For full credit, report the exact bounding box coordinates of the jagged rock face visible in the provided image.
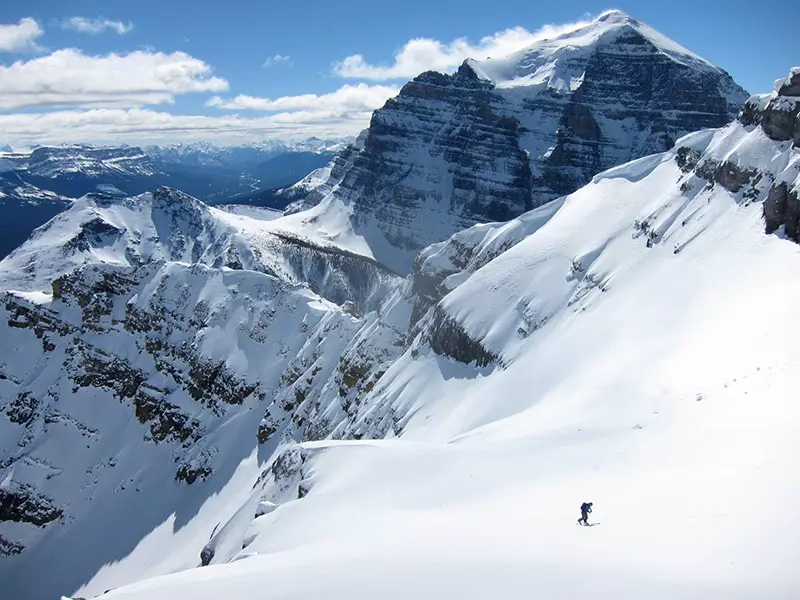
[0,259,361,577]
[733,68,800,239]
[342,64,533,243]
[527,28,745,198]
[300,12,748,274]
[741,67,800,145]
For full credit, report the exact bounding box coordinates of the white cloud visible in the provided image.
[0,13,614,145]
[0,49,228,110]
[61,17,134,35]
[333,17,598,80]
[263,54,292,67]
[0,18,44,52]
[206,83,399,113]
[0,107,369,146]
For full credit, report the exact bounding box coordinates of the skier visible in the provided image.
[577,501,593,526]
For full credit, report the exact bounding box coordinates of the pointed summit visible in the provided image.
[476,11,727,86]
[275,12,748,274]
[595,9,638,24]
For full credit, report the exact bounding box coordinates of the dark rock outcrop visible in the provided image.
[740,68,800,145]
[0,487,63,527]
[427,306,499,368]
[764,182,800,240]
[734,68,800,238]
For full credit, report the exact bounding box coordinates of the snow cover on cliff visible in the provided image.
[286,10,749,274]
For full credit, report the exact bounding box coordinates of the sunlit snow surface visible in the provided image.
[67,115,800,599]
[475,10,720,90]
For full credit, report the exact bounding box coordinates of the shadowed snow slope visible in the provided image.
[0,186,405,599]
[86,78,800,600]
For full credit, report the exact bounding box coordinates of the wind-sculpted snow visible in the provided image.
[84,71,800,600]
[292,11,748,274]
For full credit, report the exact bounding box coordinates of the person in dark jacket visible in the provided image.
[578,502,593,525]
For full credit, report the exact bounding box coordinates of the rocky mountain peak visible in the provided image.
[293,13,749,274]
[150,185,205,215]
[595,9,636,24]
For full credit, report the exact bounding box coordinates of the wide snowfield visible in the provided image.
[91,123,800,600]
[99,360,800,600]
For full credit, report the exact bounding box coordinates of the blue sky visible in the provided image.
[0,0,796,146]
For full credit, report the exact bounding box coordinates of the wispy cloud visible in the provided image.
[0,107,370,146]
[207,83,399,113]
[333,16,599,80]
[263,54,292,67]
[61,17,134,35]
[0,18,44,52]
[0,49,228,110]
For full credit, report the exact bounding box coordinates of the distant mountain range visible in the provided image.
[0,138,351,259]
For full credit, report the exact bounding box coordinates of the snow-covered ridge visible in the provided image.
[0,181,399,597]
[0,186,400,312]
[0,137,351,262]
[475,9,721,88]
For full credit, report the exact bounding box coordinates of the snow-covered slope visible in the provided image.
[291,10,748,273]
[0,260,363,599]
[79,69,800,600]
[0,187,399,311]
